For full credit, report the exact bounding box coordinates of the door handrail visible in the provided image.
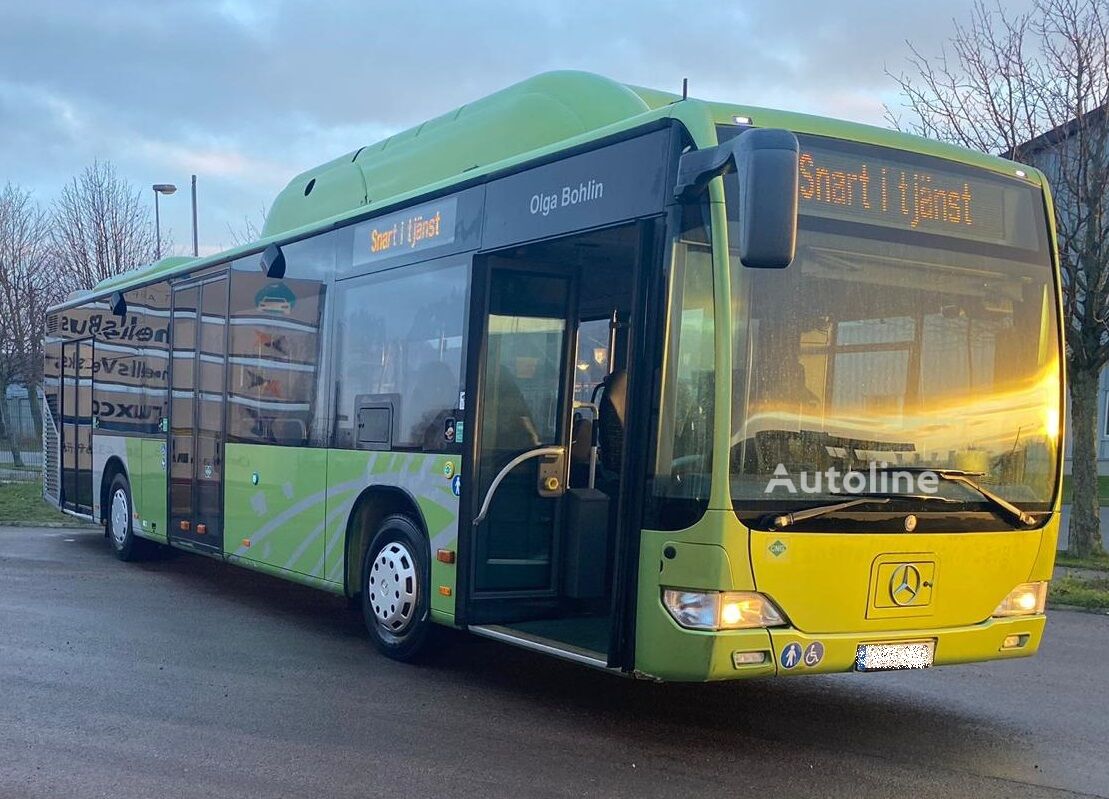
[472,445,565,527]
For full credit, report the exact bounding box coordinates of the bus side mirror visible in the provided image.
[673,128,799,269]
[260,243,286,279]
[109,291,127,318]
[734,129,798,269]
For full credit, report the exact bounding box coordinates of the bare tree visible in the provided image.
[52,160,158,292]
[888,0,1109,557]
[0,183,60,466]
[225,205,269,249]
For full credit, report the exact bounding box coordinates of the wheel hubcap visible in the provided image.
[110,488,129,547]
[367,541,418,632]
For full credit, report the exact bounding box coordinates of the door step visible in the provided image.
[468,624,614,671]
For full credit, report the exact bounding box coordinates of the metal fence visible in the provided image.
[1,392,43,483]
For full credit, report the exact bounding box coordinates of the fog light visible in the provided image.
[993,582,1047,617]
[732,650,769,667]
[1001,634,1030,650]
[662,589,787,630]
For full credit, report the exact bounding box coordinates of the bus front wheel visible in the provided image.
[107,473,151,562]
[360,514,432,661]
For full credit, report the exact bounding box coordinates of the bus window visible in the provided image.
[648,205,715,528]
[333,259,468,451]
[226,236,333,448]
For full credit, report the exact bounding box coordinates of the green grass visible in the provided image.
[1059,474,1109,502]
[0,481,75,525]
[1055,551,1109,572]
[1049,574,1109,610]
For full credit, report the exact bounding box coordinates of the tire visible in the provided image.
[106,473,150,562]
[360,514,433,661]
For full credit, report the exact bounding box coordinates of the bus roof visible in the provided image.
[85,70,1042,301]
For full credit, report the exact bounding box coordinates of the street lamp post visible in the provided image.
[190,175,198,257]
[152,183,177,260]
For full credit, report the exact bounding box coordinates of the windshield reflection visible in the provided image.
[730,214,1060,511]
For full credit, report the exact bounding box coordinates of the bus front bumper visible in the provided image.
[637,614,1046,681]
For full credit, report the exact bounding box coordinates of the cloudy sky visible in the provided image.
[0,0,1015,257]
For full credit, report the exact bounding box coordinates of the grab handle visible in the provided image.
[472,446,565,527]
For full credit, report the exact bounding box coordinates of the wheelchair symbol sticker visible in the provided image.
[803,641,825,667]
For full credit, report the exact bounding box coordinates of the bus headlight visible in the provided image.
[662,589,787,630]
[992,582,1048,617]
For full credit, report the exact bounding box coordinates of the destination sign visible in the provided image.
[352,197,458,268]
[794,142,1039,250]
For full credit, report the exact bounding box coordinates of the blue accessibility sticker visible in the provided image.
[780,642,803,670]
[451,474,462,497]
[803,641,825,667]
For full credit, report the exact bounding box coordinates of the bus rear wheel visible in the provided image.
[107,473,151,562]
[360,514,433,661]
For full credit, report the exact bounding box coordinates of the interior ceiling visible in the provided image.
[489,223,639,319]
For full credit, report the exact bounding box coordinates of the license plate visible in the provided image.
[855,641,935,671]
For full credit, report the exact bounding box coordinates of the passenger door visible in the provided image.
[470,265,576,605]
[168,275,228,553]
[61,339,94,514]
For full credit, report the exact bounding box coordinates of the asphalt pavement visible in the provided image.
[0,526,1106,799]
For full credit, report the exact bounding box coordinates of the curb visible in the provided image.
[0,521,100,530]
[1046,603,1109,615]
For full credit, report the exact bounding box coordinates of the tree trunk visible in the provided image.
[27,382,42,440]
[1067,366,1105,557]
[0,378,24,468]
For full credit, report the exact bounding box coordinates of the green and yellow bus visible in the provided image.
[42,71,1063,680]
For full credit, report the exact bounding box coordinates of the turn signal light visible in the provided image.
[436,549,456,564]
[993,582,1048,617]
[662,589,787,631]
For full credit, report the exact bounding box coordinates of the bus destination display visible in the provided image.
[353,197,458,267]
[797,144,1036,250]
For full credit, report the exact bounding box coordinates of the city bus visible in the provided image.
[41,71,1063,680]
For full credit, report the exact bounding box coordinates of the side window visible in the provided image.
[648,204,715,527]
[142,282,171,434]
[333,259,469,451]
[91,298,146,434]
[227,234,334,447]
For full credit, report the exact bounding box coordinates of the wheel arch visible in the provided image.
[98,455,128,525]
[343,485,429,599]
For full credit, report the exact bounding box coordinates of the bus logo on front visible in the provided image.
[889,564,923,606]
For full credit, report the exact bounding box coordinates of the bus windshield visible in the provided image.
[724,131,1062,518]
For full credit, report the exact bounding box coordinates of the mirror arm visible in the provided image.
[673,141,739,201]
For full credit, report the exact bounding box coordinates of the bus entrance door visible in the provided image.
[60,338,94,514]
[167,276,228,554]
[466,222,646,667]
[470,265,577,611]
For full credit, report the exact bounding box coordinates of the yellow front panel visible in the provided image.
[750,528,1045,633]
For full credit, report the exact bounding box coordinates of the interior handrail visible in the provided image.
[472,445,565,527]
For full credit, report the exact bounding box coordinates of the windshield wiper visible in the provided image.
[764,491,962,531]
[765,497,890,530]
[871,466,1037,527]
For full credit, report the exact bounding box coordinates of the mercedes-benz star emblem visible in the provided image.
[889,564,923,606]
